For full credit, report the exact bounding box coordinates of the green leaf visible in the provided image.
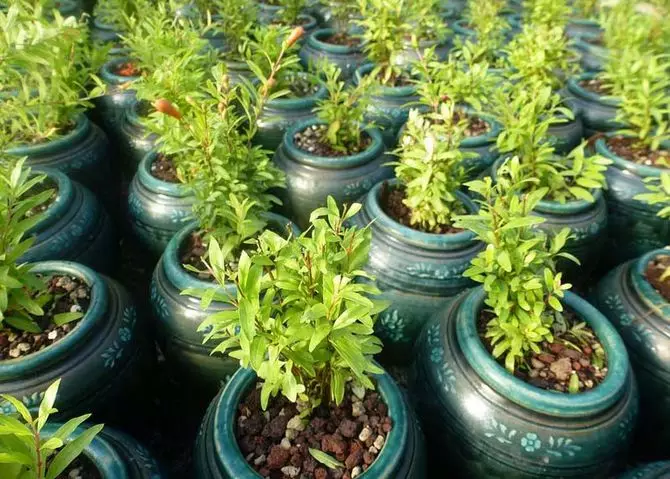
[0,452,31,466]
[45,424,104,479]
[308,448,344,470]
[0,396,32,424]
[38,379,61,431]
[52,312,83,326]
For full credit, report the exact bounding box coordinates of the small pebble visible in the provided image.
[48,330,58,340]
[280,438,291,450]
[70,304,82,313]
[281,465,300,477]
[9,348,20,358]
[352,401,365,417]
[373,435,385,450]
[358,426,372,442]
[285,428,298,440]
[352,384,366,400]
[17,342,30,352]
[369,446,378,455]
[286,415,305,431]
[351,466,362,478]
[254,454,266,465]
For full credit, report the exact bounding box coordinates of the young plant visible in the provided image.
[208,0,258,55]
[456,0,509,64]
[453,159,575,371]
[275,0,308,26]
[93,0,151,31]
[312,62,372,153]
[328,0,360,32]
[0,159,56,333]
[197,198,387,410]
[523,0,570,29]
[406,0,449,45]
[0,2,106,144]
[636,173,670,219]
[572,0,599,19]
[0,379,103,479]
[390,106,473,232]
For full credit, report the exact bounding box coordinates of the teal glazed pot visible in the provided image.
[354,64,420,147]
[566,73,619,136]
[593,249,670,459]
[119,100,158,173]
[299,28,366,79]
[127,152,194,257]
[566,19,602,40]
[94,57,139,145]
[255,79,327,150]
[257,7,318,39]
[194,367,427,478]
[548,99,584,154]
[620,462,670,478]
[274,118,393,229]
[410,287,638,478]
[0,261,149,422]
[43,424,164,478]
[596,137,670,265]
[21,169,117,274]
[573,32,607,72]
[351,180,482,363]
[150,215,298,394]
[394,38,451,67]
[491,158,608,281]
[90,18,128,57]
[56,0,83,17]
[6,114,115,207]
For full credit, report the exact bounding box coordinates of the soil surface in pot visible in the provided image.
[294,124,372,157]
[56,454,101,479]
[606,136,670,167]
[180,231,213,280]
[579,77,611,95]
[372,70,413,87]
[281,74,320,98]
[645,256,670,301]
[150,155,180,183]
[114,61,141,77]
[323,32,360,47]
[26,177,58,216]
[0,275,91,360]
[380,183,462,234]
[478,309,608,393]
[427,110,490,137]
[237,383,393,479]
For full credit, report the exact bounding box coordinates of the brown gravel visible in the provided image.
[56,455,101,479]
[646,256,670,301]
[294,124,371,157]
[115,61,141,77]
[151,155,180,183]
[579,77,611,96]
[323,33,360,47]
[606,136,670,167]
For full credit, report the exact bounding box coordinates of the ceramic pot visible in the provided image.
[118,100,158,174]
[572,32,607,72]
[410,287,638,478]
[194,367,427,478]
[548,99,584,155]
[93,57,139,146]
[491,158,608,282]
[150,216,297,394]
[619,462,670,478]
[255,77,327,150]
[42,424,164,478]
[273,118,392,229]
[0,261,150,422]
[354,64,420,147]
[351,180,482,363]
[299,28,366,80]
[257,7,318,39]
[21,169,117,274]
[593,249,670,459]
[56,0,83,17]
[596,137,670,266]
[90,18,128,57]
[565,73,619,136]
[6,114,115,208]
[127,152,194,257]
[394,38,451,67]
[566,19,601,40]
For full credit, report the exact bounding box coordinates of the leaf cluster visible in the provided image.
[571,0,599,19]
[390,107,472,231]
[313,62,372,153]
[635,172,670,219]
[0,1,107,144]
[457,0,509,64]
[206,0,258,54]
[196,198,387,410]
[454,160,575,371]
[523,0,570,30]
[93,0,153,31]
[0,379,103,479]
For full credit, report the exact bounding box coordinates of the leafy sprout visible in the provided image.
[93,0,152,31]
[196,198,388,411]
[455,0,509,64]
[635,172,670,219]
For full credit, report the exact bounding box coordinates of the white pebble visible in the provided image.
[373,435,385,450]
[285,428,298,440]
[281,466,300,477]
[280,438,291,450]
[48,330,58,340]
[351,384,366,400]
[358,426,372,442]
[352,466,362,478]
[286,415,305,431]
[254,454,266,465]
[70,304,82,313]
[352,401,365,417]
[369,446,379,455]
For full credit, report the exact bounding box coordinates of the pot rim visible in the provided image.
[631,248,670,318]
[596,135,670,179]
[265,73,327,110]
[211,366,409,478]
[137,151,192,197]
[354,63,417,98]
[101,56,141,85]
[566,72,618,107]
[281,118,385,169]
[364,179,478,251]
[456,287,630,417]
[6,114,90,157]
[306,28,362,54]
[28,168,74,234]
[0,261,108,379]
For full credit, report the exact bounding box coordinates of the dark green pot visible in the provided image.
[410,287,638,478]
[394,38,451,67]
[491,157,608,282]
[150,216,297,394]
[57,0,83,17]
[194,367,427,478]
[43,424,164,478]
[566,73,619,136]
[620,462,670,478]
[566,19,601,40]
[0,261,150,422]
[127,152,194,257]
[21,169,117,274]
[255,79,327,150]
[274,118,393,229]
[119,100,158,174]
[548,99,584,154]
[257,7,318,38]
[299,28,366,80]
[354,64,420,148]
[6,114,115,207]
[90,18,128,57]
[351,180,482,364]
[596,137,670,266]
[93,57,139,146]
[572,32,607,72]
[593,249,670,459]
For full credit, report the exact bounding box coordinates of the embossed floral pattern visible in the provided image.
[521,433,541,452]
[101,306,137,368]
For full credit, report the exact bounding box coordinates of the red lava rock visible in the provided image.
[561,349,582,360]
[266,445,290,469]
[315,468,329,479]
[338,418,360,438]
[537,353,556,364]
[345,442,364,469]
[573,361,582,371]
[363,451,375,465]
[583,346,593,355]
[322,434,347,457]
[548,343,565,354]
[263,414,291,440]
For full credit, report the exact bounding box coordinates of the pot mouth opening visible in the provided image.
[6,114,89,154]
[632,249,670,318]
[595,136,670,178]
[309,28,362,53]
